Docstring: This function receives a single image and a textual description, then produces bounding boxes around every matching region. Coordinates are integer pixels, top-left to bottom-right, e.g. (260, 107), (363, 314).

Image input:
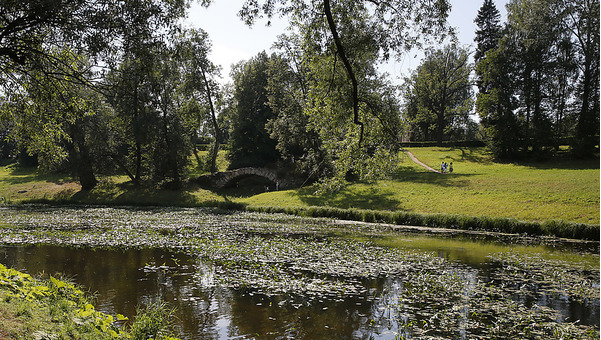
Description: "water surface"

(0, 206), (598, 339)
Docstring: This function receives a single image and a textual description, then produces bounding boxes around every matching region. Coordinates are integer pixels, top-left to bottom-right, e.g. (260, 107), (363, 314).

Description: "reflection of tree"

(166, 261), (226, 339)
(227, 290), (379, 339)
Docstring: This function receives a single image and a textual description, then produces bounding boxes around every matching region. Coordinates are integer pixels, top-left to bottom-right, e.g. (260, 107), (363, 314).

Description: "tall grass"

(244, 205), (600, 241)
(0, 264), (180, 339)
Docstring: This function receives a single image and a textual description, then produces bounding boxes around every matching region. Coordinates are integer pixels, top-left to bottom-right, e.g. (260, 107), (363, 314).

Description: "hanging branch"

(323, 0), (364, 147)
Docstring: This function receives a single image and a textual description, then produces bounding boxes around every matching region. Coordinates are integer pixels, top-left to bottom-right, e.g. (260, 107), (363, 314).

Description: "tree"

(474, 0), (502, 64)
(474, 0), (502, 99)
(237, 0), (446, 183)
(266, 36), (332, 182)
(403, 44), (474, 146)
(1, 50), (115, 190)
(508, 0), (564, 154)
(0, 0), (194, 89)
(477, 0), (598, 158)
(176, 28), (223, 174)
(0, 0), (205, 189)
(105, 45), (162, 186)
(563, 0), (600, 157)
(228, 52), (281, 169)
(476, 35), (522, 158)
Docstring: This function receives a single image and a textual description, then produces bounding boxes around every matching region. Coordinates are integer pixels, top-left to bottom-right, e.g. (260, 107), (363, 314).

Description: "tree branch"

(323, 0), (364, 146)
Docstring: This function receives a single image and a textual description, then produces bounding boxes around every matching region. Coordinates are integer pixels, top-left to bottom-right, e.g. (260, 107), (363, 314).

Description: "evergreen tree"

(474, 0), (502, 64)
(476, 36), (521, 159)
(474, 0), (502, 98)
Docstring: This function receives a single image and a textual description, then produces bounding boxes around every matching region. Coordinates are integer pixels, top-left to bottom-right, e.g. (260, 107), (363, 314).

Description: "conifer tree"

(474, 0), (502, 64)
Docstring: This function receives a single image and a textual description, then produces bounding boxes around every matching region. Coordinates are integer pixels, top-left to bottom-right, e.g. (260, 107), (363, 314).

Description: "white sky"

(183, 0), (509, 84)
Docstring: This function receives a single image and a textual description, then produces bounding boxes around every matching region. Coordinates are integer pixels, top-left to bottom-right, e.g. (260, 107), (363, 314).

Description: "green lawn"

(0, 147), (598, 225)
(241, 147), (600, 224)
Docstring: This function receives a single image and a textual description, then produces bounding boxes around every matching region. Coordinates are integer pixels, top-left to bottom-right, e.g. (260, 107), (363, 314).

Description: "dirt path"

(403, 150), (441, 173)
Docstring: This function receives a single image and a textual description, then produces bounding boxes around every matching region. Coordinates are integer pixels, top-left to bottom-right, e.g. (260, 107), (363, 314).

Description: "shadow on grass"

(294, 185), (402, 211)
(516, 157), (600, 171)
(1, 166), (70, 186)
(66, 181), (226, 208)
(447, 146), (599, 170)
(213, 175), (277, 199)
(392, 165), (474, 188)
(451, 147), (495, 164)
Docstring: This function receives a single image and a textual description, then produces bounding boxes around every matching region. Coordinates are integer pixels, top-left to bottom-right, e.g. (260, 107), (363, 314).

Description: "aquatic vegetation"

(0, 205), (598, 339)
(488, 252), (599, 303)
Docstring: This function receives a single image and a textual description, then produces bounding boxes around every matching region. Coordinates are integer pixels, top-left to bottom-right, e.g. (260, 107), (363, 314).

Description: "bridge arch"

(214, 167), (281, 189)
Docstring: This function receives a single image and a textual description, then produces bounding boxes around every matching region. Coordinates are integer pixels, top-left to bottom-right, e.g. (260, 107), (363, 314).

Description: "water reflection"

(0, 239), (597, 339)
(0, 245), (389, 339)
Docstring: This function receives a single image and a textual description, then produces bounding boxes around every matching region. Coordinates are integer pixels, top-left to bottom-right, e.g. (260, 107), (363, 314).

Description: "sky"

(183, 0), (509, 84)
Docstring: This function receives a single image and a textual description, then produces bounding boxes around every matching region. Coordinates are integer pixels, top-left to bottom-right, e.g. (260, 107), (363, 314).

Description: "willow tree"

(238, 0), (452, 183)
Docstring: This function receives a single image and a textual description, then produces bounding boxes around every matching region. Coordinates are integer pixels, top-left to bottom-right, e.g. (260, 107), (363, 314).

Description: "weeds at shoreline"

(0, 263), (179, 339)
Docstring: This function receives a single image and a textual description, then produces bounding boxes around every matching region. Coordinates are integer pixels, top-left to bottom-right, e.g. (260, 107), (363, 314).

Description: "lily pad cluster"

(0, 205), (598, 339)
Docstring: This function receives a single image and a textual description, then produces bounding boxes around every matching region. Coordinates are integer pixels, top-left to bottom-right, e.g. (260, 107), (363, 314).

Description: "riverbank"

(0, 147), (598, 240)
(0, 263), (179, 339)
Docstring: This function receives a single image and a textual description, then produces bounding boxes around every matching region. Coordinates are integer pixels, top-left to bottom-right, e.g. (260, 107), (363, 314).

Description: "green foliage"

(1, 0), (206, 190)
(105, 26), (226, 187)
(474, 0), (502, 64)
(476, 37), (522, 159)
(237, 0), (453, 184)
(0, 264), (180, 339)
(176, 28), (223, 174)
(266, 40), (332, 181)
(128, 301), (179, 340)
(403, 44), (475, 145)
(1, 49), (118, 190)
(475, 0), (599, 159)
(228, 52), (281, 169)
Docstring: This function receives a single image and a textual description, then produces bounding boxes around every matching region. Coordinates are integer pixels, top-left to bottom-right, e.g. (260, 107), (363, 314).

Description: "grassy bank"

(0, 264), (178, 339)
(242, 147), (599, 225)
(0, 147), (598, 239)
(244, 205), (600, 240)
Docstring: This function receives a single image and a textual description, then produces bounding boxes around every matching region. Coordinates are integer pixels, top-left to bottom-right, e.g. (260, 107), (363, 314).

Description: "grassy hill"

(0, 147), (598, 226)
(245, 147), (599, 225)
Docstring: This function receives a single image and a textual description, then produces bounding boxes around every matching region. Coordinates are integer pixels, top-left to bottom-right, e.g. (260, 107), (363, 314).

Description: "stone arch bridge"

(201, 167), (288, 190)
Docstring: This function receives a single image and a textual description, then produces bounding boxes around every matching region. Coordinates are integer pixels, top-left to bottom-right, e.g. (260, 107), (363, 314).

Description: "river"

(0, 206), (598, 339)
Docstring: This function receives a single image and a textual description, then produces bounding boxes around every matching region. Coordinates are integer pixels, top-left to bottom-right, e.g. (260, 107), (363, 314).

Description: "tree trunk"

(575, 57), (593, 156)
(133, 84), (142, 187)
(436, 111), (445, 147)
(200, 66), (221, 174)
(67, 125), (97, 191)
